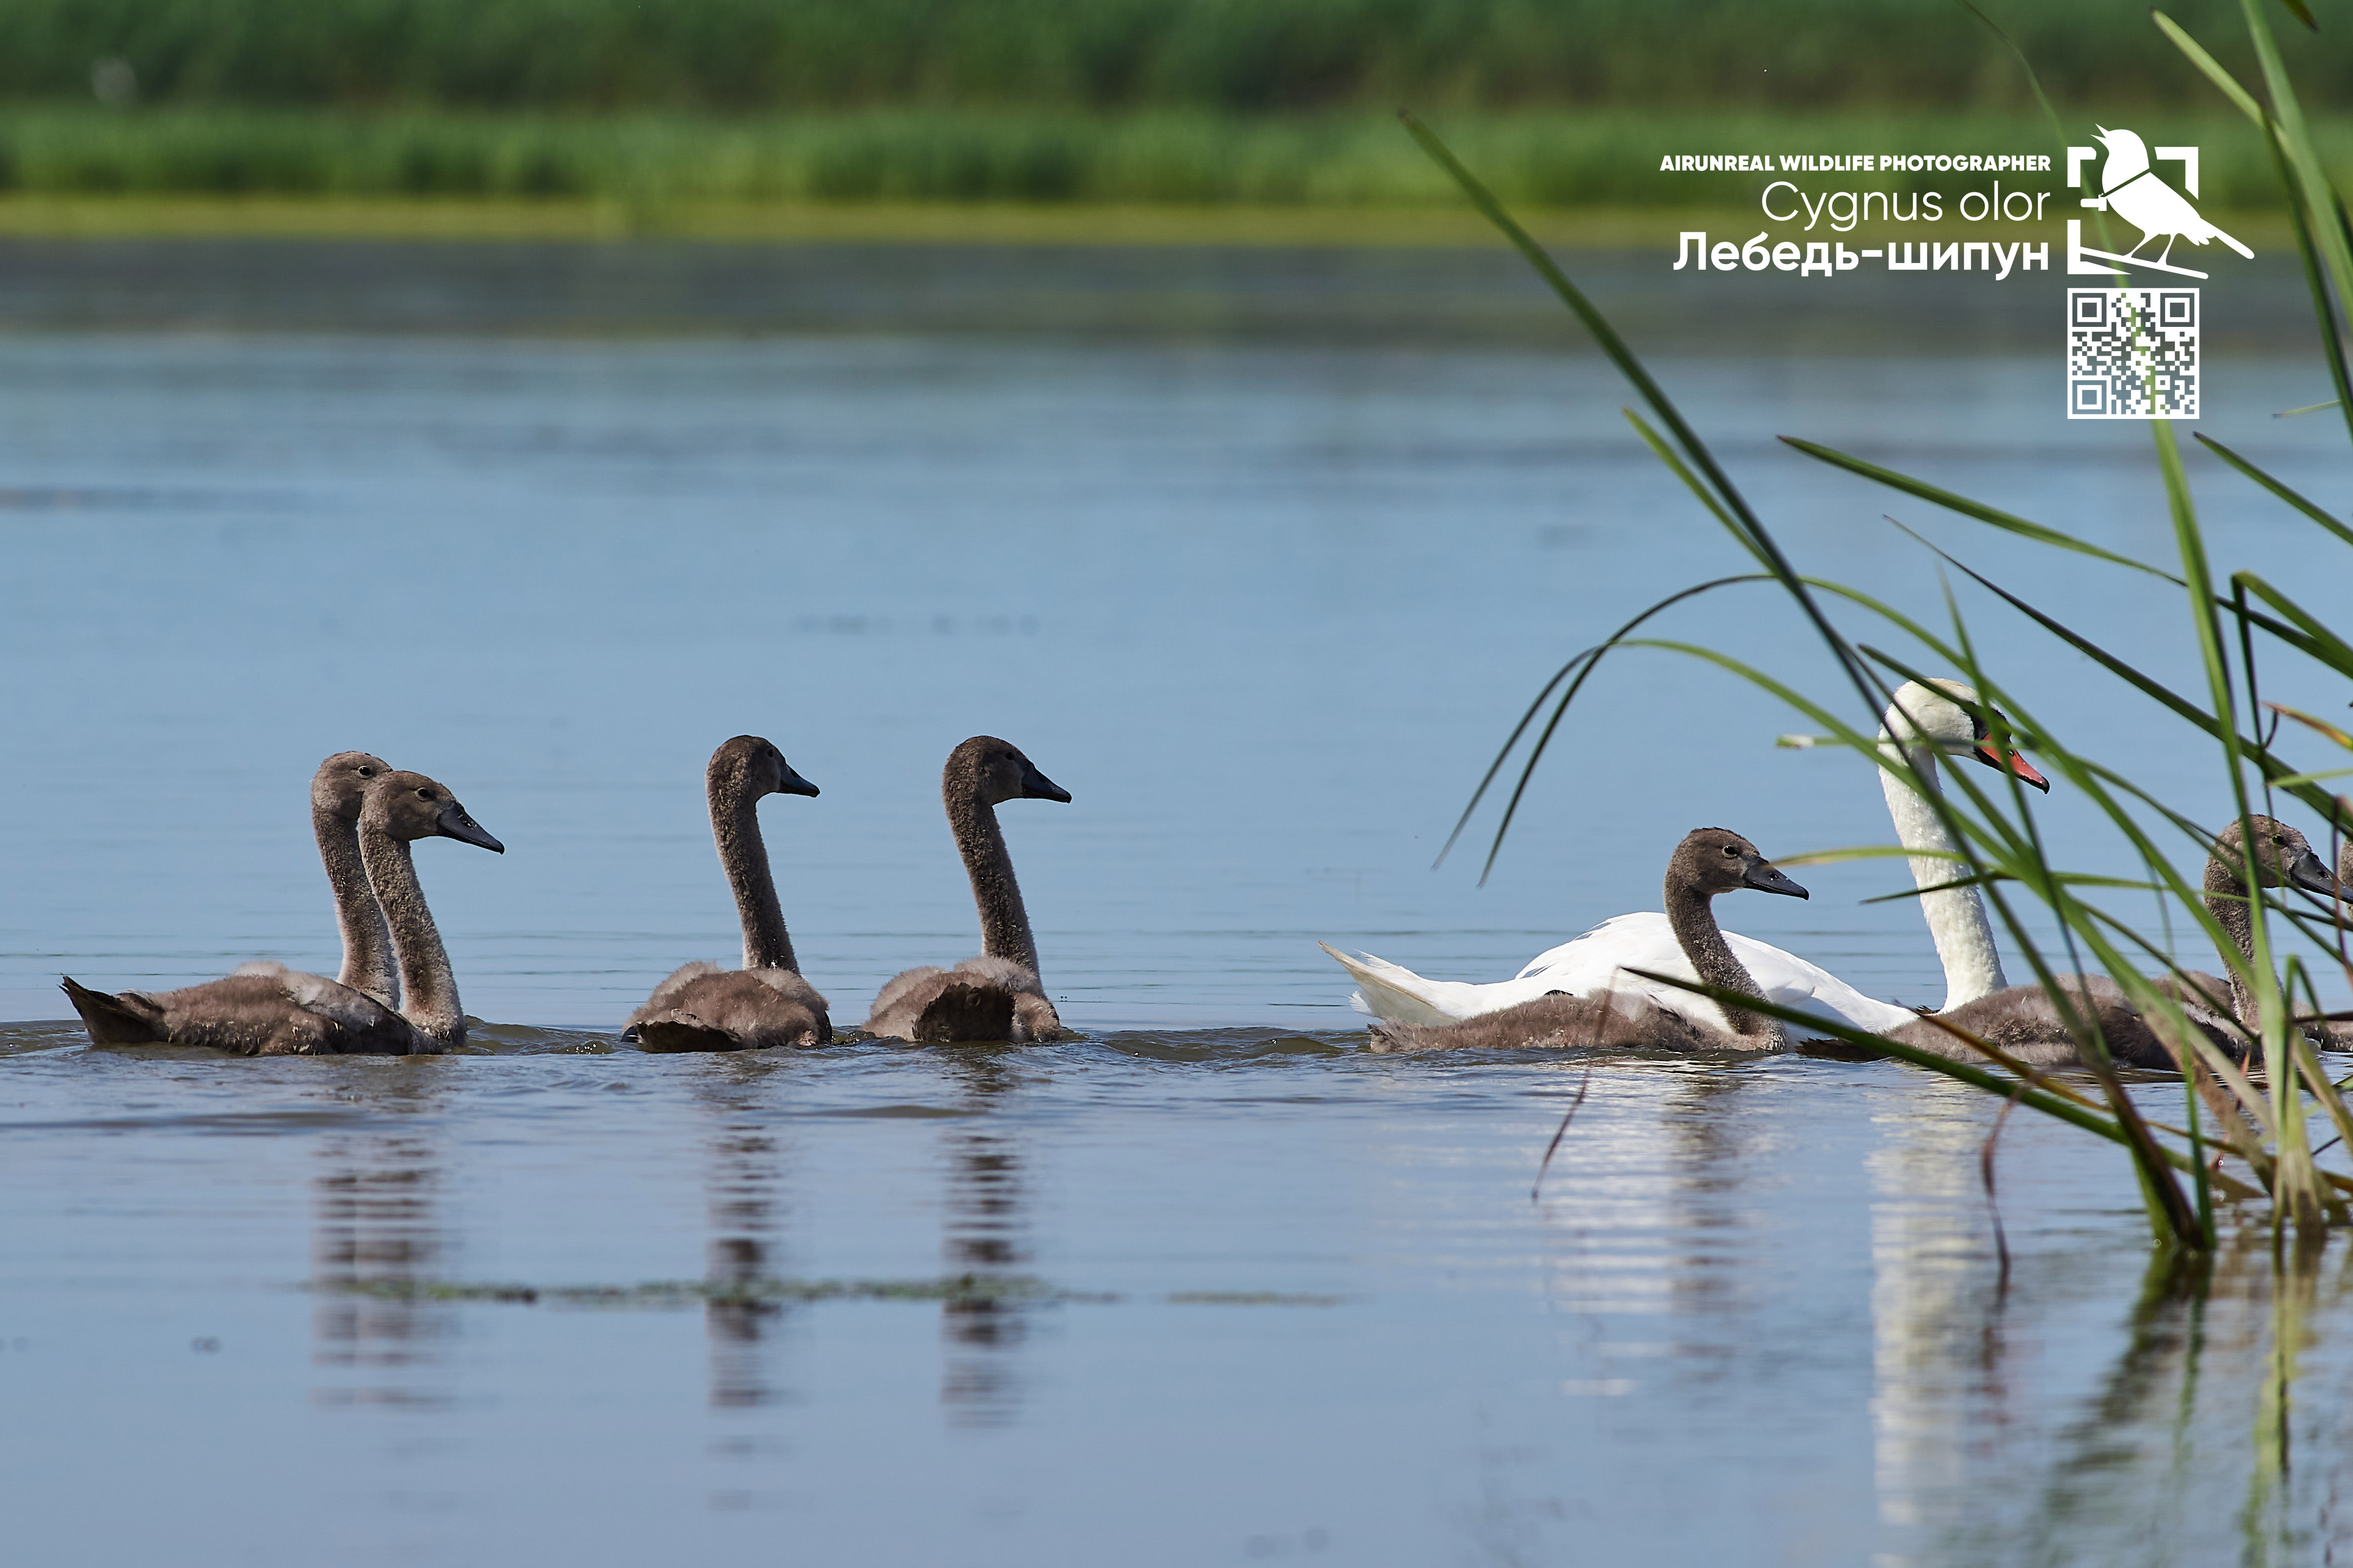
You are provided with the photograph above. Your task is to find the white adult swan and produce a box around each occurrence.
[1323,680,2049,1036]
[62,770,504,1055]
[1364,829,1810,1052]
[624,736,831,1052]
[860,736,1069,1044]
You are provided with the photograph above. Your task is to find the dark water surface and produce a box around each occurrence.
[4,240,2352,1563]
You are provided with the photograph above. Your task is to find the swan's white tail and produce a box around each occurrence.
[1316,942,1460,1028]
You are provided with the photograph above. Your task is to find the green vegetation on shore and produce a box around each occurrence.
[4,1,2337,233]
[1,0,2333,114]
[0,106,2337,214]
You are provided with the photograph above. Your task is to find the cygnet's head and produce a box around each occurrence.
[1673,827,1809,901]
[362,770,505,853]
[2212,816,2342,899]
[1880,679,2050,792]
[948,736,1071,809]
[709,735,818,802]
[312,751,392,821]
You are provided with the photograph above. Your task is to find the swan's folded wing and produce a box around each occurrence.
[238,962,398,1033]
[1719,933,1917,1033]
[1492,915,1726,1031]
[1316,943,1489,1027]
[634,961,723,1023]
[1513,914,1670,985]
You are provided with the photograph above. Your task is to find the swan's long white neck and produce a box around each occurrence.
[1878,739,2007,1008]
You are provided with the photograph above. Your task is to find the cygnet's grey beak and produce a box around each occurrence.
[436,800,505,854]
[1021,759,1071,803]
[2287,847,2342,901]
[1742,855,1809,900]
[779,765,820,798]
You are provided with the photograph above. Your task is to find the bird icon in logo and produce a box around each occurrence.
[2084,126,2252,267]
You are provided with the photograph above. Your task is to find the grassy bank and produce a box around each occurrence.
[0,194,1763,246]
[0,0,2329,113]
[0,106,2340,213]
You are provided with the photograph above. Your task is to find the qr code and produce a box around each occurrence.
[2068,288,2198,419]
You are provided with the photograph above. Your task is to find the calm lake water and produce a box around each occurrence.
[3,238,2350,1563]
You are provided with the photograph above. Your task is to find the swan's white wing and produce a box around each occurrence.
[1326,914,1920,1036]
[1320,919,1733,1030]
[1317,943,1504,1027]
[1511,914,1730,1032]
[1517,915,1919,1035]
[1716,933,1918,1032]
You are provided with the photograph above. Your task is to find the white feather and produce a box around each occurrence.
[1325,920,1918,1035]
[1317,680,2027,1039]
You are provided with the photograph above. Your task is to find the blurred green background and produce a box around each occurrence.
[0,0,2337,222]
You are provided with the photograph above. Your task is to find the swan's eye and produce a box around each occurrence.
[357,766,374,777]
[416,788,434,800]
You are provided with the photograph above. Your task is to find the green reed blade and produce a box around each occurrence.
[2154,12,2270,126]
[1953,1,2073,151]
[1443,574,1776,879]
[1627,969,2234,1236]
[1624,408,1752,552]
[2258,113,2353,452]
[1894,543,2351,833]
[2198,436,2353,547]
[1780,438,2173,578]
[2232,572,2353,673]
[2239,0,2353,377]
[2156,419,2322,1232]
[1399,111,1881,714]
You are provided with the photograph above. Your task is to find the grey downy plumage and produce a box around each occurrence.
[63,770,504,1055]
[860,736,1070,1044]
[625,736,831,1052]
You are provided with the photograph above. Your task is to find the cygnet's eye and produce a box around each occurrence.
[356,765,375,777]
[416,787,435,800]
[1723,844,1738,856]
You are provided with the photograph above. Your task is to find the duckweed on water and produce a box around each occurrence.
[308,1275,1346,1308]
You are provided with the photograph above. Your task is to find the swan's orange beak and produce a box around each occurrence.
[1975,742,2049,793]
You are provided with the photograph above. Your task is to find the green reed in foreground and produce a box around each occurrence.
[1415,0,2353,1252]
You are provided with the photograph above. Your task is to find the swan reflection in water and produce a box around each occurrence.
[679,1050,1037,1424]
[696,1072,790,1411]
[1869,1095,2353,1558]
[938,1049,1035,1428]
[310,1068,452,1409]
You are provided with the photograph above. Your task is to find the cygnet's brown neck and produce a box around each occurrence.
[711,771,796,973]
[315,802,396,1007]
[360,827,464,1048]
[1664,872,1780,1043]
[947,769,1040,981]
[2203,855,2263,1031]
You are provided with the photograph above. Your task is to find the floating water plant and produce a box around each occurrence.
[307,1274,1345,1309]
[1409,0,2353,1253]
